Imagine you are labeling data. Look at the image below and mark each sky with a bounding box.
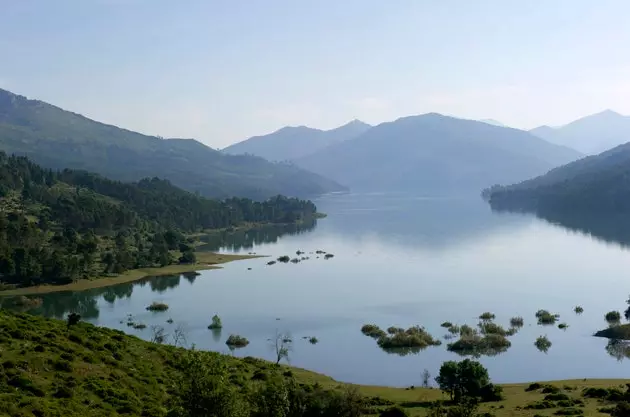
[1,0,630,148]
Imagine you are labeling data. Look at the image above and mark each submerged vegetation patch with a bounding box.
[510,316,524,327]
[447,331,511,357]
[535,335,552,353]
[361,324,387,339]
[574,306,584,314]
[536,309,559,325]
[226,334,249,348]
[605,311,622,324]
[146,302,169,312]
[479,312,496,321]
[376,326,441,350]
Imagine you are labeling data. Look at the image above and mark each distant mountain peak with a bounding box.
[479,118,506,127]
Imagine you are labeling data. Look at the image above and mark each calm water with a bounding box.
[13,193,630,386]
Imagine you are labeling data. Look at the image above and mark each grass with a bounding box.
[146,302,169,312]
[0,310,628,417]
[0,252,259,296]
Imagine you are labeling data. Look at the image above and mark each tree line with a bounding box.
[0,152,319,288]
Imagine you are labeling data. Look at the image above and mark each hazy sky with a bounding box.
[2,0,630,148]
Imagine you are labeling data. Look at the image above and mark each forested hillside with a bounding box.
[0,152,318,288]
[0,89,346,200]
[484,141,630,214]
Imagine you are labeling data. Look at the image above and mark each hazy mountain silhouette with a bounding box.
[223,119,371,161]
[0,88,346,200]
[479,119,506,127]
[529,110,630,154]
[485,138,630,215]
[295,113,581,194]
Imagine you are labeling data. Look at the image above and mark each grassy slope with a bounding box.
[0,310,626,417]
[0,252,259,296]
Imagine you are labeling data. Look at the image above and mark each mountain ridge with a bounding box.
[0,88,346,200]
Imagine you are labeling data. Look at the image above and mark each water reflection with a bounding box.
[198,220,317,252]
[606,339,630,362]
[491,206,630,249]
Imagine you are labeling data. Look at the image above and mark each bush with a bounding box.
[447,333,511,356]
[208,314,222,330]
[479,383,504,402]
[544,392,570,401]
[435,359,491,402]
[226,334,249,348]
[379,406,409,417]
[478,322,511,336]
[574,306,584,314]
[558,323,569,330]
[376,326,441,349]
[510,317,524,327]
[146,302,169,312]
[361,324,386,338]
[525,400,555,410]
[479,312,495,321]
[536,310,559,325]
[606,311,622,323]
[277,255,290,263]
[535,336,552,352]
[441,322,454,328]
[554,408,583,415]
[309,337,318,344]
[541,385,561,394]
[525,382,543,392]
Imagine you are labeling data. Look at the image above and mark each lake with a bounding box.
[15,193,630,387]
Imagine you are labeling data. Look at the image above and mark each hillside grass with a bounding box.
[0,310,627,416]
[0,252,258,296]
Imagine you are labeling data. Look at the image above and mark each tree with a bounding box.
[270,330,292,365]
[625,295,630,321]
[179,250,196,264]
[436,361,459,400]
[422,368,431,388]
[435,359,490,403]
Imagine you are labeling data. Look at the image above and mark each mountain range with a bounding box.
[0,89,345,200]
[223,119,370,161]
[529,110,630,155]
[294,113,582,194]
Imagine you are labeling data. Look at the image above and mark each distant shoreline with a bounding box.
[0,252,261,296]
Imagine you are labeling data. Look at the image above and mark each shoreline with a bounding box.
[0,252,261,296]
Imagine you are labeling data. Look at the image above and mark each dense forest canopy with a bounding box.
[0,151,319,288]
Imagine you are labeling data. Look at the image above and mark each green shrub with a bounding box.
[379,406,409,417]
[308,337,318,344]
[558,323,569,330]
[208,314,223,330]
[441,322,454,328]
[480,383,504,402]
[536,310,559,325]
[226,334,249,348]
[544,392,570,401]
[554,408,583,415]
[277,255,290,263]
[376,326,441,349]
[606,311,622,323]
[525,400,555,410]
[478,322,511,336]
[146,302,169,312]
[525,382,543,392]
[361,324,386,338]
[510,317,524,327]
[479,312,495,321]
[53,359,73,373]
[535,336,552,352]
[574,306,584,314]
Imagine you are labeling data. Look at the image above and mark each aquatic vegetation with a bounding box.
[267,261,276,265]
[309,337,318,344]
[387,326,405,335]
[290,258,300,263]
[277,255,290,263]
[478,321,511,336]
[448,325,461,335]
[133,323,147,330]
[376,326,442,350]
[447,333,511,356]
[361,324,386,338]
[536,309,559,325]
[315,250,326,254]
[574,306,584,314]
[558,323,569,330]
[166,318,174,324]
[510,316,524,327]
[535,335,552,353]
[324,253,334,259]
[208,314,223,330]
[479,312,495,321]
[441,321,453,328]
[296,250,304,255]
[605,311,621,323]
[146,302,169,312]
[459,324,476,337]
[225,334,249,347]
